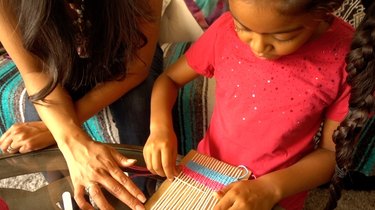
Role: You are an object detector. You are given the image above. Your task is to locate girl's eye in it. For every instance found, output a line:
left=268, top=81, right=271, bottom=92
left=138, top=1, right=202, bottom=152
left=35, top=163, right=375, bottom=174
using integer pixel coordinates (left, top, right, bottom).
left=273, top=35, right=296, bottom=42
left=235, top=26, right=249, bottom=32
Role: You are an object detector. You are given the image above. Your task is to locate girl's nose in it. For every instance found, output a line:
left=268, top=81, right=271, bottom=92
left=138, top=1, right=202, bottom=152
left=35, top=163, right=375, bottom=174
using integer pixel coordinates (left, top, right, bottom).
left=249, top=33, right=269, bottom=55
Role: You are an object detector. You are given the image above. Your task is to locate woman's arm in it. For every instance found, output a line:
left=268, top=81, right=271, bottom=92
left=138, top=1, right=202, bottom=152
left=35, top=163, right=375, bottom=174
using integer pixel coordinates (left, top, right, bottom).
left=0, top=0, right=163, bottom=153
left=74, top=0, right=163, bottom=123
left=0, top=3, right=160, bottom=209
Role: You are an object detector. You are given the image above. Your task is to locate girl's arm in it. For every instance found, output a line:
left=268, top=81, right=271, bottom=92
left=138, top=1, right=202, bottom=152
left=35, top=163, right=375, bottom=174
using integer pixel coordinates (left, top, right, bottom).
left=143, top=55, right=201, bottom=179
left=215, top=119, right=338, bottom=210
left=258, top=119, right=337, bottom=202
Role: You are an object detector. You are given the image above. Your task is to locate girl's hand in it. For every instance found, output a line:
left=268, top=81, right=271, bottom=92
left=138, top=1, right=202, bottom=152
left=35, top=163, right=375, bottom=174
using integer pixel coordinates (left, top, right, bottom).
left=63, top=140, right=146, bottom=210
left=143, top=127, right=178, bottom=180
left=213, top=179, right=278, bottom=210
left=0, top=121, right=56, bottom=154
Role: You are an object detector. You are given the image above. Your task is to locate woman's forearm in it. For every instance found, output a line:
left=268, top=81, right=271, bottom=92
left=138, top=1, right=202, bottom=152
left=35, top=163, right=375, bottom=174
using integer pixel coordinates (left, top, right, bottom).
left=74, top=0, right=162, bottom=123
left=0, top=7, right=89, bottom=150
left=74, top=71, right=148, bottom=123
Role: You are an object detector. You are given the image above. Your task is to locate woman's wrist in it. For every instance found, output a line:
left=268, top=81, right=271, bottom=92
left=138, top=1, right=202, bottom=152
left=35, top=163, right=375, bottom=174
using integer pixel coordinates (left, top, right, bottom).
left=51, top=122, right=91, bottom=150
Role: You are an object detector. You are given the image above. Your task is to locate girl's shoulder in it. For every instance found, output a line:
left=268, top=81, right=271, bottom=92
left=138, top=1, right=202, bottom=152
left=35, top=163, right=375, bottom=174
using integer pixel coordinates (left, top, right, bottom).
left=206, top=12, right=233, bottom=31
left=309, top=15, right=355, bottom=54
left=324, top=16, right=355, bottom=42
left=331, top=15, right=356, bottom=33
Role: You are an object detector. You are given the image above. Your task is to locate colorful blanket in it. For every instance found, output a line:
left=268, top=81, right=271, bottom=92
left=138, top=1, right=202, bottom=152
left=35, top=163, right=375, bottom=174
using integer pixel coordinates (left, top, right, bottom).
left=0, top=56, right=119, bottom=144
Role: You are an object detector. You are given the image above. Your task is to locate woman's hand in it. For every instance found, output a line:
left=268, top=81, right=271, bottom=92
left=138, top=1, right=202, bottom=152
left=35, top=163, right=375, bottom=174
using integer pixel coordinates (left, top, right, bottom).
left=143, top=126, right=178, bottom=180
left=0, top=121, right=56, bottom=154
left=213, top=179, right=279, bottom=210
left=62, top=140, right=146, bottom=210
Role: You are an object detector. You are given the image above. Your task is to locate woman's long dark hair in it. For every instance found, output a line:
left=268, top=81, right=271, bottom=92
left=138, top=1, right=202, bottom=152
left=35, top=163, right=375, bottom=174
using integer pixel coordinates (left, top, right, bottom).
left=325, top=1, right=375, bottom=209
left=1, top=0, right=153, bottom=101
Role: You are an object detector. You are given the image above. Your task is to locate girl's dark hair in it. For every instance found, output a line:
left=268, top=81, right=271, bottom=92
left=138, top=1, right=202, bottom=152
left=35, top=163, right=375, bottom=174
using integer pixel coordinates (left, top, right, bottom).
left=270, top=0, right=345, bottom=16
left=2, top=0, right=153, bottom=101
left=325, top=1, right=375, bottom=209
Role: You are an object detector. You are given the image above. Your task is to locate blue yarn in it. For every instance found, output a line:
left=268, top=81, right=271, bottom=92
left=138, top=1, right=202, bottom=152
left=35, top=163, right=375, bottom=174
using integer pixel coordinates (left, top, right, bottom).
left=186, top=161, right=238, bottom=185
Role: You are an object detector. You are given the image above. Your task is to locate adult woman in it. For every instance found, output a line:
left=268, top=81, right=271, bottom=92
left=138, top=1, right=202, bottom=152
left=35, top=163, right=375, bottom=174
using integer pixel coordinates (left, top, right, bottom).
left=0, top=0, right=163, bottom=209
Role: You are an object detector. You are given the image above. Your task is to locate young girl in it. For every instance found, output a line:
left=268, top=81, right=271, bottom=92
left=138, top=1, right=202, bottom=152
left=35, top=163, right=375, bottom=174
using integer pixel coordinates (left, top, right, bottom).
left=0, top=0, right=162, bottom=209
left=326, top=0, right=375, bottom=209
left=143, top=0, right=354, bottom=209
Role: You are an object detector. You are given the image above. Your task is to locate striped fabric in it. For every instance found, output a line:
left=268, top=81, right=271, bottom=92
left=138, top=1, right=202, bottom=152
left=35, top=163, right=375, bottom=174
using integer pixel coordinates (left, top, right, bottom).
left=0, top=56, right=119, bottom=144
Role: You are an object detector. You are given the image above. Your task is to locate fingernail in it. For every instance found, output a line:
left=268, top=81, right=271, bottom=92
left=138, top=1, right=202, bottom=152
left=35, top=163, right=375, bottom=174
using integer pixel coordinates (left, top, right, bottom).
left=126, top=159, right=137, bottom=164
left=168, top=175, right=175, bottom=181
left=136, top=204, right=145, bottom=210
left=212, top=191, right=219, bottom=198
left=137, top=194, right=146, bottom=203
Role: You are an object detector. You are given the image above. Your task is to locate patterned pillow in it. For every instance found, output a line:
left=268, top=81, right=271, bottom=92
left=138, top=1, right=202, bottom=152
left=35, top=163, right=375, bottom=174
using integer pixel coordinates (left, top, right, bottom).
left=334, top=0, right=366, bottom=28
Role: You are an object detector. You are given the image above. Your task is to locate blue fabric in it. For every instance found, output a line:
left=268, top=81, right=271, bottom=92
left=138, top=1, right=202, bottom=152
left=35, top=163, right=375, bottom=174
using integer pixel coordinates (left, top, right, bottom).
left=109, top=45, right=163, bottom=145
left=0, top=60, right=22, bottom=133
left=0, top=45, right=163, bottom=146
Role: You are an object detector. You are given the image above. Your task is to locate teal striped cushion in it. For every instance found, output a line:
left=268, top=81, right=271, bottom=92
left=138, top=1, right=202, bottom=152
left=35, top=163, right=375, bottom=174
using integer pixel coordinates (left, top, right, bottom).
left=0, top=57, right=119, bottom=144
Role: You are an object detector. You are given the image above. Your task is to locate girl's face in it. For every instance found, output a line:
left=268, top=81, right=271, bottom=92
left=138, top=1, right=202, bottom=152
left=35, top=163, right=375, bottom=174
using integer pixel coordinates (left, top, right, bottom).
left=229, top=0, right=326, bottom=60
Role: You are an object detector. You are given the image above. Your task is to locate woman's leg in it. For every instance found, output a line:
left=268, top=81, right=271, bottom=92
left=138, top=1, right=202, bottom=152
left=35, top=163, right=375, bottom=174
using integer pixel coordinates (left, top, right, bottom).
left=109, top=45, right=163, bottom=146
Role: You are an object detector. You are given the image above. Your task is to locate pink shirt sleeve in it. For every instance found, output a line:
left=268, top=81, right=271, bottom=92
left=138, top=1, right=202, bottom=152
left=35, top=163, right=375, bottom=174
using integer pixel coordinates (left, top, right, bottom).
left=325, top=64, right=351, bottom=122
left=185, top=12, right=232, bottom=78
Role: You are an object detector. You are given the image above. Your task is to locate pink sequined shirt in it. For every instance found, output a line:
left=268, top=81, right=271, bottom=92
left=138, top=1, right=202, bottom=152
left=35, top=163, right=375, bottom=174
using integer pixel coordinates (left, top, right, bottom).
left=185, top=12, right=354, bottom=209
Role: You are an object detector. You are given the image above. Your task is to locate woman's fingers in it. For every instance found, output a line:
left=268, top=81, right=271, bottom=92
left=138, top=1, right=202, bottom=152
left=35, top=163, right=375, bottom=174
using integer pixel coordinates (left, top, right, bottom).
left=69, top=143, right=147, bottom=210
left=100, top=173, right=145, bottom=210
left=18, top=131, right=56, bottom=153
left=86, top=182, right=114, bottom=210
left=2, top=138, right=19, bottom=154
left=0, top=122, right=55, bottom=153
left=111, top=152, right=147, bottom=203
left=0, top=130, right=12, bottom=153
left=75, top=184, right=97, bottom=210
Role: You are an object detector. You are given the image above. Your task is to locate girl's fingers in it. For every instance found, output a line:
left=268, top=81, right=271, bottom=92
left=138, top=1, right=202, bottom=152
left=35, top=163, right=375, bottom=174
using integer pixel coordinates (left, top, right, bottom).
left=152, top=151, right=166, bottom=177
left=162, top=149, right=176, bottom=180
left=143, top=148, right=154, bottom=174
